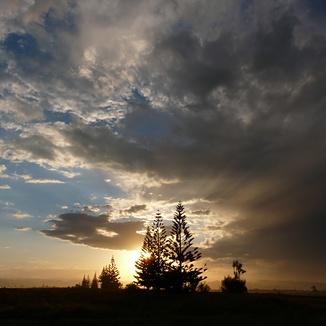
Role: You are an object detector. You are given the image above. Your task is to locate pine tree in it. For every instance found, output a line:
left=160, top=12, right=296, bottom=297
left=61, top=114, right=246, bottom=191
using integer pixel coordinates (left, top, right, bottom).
left=135, top=211, right=169, bottom=290
left=81, top=274, right=90, bottom=288
left=167, top=201, right=206, bottom=292
left=99, top=256, right=122, bottom=290
left=91, top=273, right=99, bottom=289
left=135, top=226, right=156, bottom=290
left=151, top=211, right=169, bottom=289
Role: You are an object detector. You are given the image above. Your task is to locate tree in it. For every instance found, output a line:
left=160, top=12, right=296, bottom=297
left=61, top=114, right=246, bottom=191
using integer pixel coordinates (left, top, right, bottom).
left=135, top=212, right=169, bottom=290
left=81, top=274, right=90, bottom=288
left=91, top=273, right=99, bottom=289
left=167, top=201, right=206, bottom=292
left=135, top=226, right=156, bottom=290
left=151, top=210, right=169, bottom=289
left=221, top=260, right=247, bottom=293
left=232, top=260, right=246, bottom=280
left=196, top=282, right=211, bottom=293
left=99, top=256, right=122, bottom=290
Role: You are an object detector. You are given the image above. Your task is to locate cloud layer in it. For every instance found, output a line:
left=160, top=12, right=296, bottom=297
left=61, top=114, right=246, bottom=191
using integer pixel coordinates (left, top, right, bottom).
left=0, top=0, right=325, bottom=281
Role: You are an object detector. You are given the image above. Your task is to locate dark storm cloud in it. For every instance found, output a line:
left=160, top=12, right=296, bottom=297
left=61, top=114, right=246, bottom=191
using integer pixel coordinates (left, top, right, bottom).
left=60, top=122, right=155, bottom=172
left=11, top=134, right=58, bottom=161
left=124, top=204, right=147, bottom=214
left=41, top=213, right=145, bottom=250
left=148, top=29, right=240, bottom=101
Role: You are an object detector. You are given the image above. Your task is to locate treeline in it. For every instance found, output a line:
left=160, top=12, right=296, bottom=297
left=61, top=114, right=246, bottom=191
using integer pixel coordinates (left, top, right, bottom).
left=77, top=202, right=247, bottom=293
left=75, top=256, right=122, bottom=290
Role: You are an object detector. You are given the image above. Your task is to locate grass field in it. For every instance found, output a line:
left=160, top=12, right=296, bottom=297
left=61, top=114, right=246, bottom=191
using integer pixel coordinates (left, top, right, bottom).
left=0, top=288, right=325, bottom=325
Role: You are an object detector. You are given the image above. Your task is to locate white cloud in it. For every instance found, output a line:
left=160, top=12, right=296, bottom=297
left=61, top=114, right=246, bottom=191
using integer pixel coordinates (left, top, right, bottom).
left=25, top=178, right=65, bottom=184
left=12, top=212, right=32, bottom=219
left=0, top=165, right=6, bottom=173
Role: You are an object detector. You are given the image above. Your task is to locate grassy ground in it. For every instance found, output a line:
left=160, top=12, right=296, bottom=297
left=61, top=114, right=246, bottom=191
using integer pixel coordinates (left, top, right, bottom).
left=0, top=288, right=325, bottom=325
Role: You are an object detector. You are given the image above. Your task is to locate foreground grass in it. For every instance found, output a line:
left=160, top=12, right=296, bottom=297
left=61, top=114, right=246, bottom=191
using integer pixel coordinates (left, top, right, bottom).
left=0, top=288, right=325, bottom=325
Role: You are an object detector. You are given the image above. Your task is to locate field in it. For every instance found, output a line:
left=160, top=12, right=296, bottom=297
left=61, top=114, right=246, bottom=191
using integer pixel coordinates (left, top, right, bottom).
left=0, top=288, right=325, bottom=325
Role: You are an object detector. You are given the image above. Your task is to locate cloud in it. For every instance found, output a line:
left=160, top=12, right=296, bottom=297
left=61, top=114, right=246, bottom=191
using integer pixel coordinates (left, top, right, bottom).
left=41, top=213, right=145, bottom=250
left=15, top=226, right=31, bottom=231
left=0, top=0, right=325, bottom=281
left=124, top=204, right=147, bottom=215
left=25, top=178, right=65, bottom=184
left=0, top=165, right=6, bottom=173
left=12, top=212, right=32, bottom=219
left=0, top=184, right=11, bottom=189
left=12, top=173, right=65, bottom=184
left=192, top=209, right=210, bottom=216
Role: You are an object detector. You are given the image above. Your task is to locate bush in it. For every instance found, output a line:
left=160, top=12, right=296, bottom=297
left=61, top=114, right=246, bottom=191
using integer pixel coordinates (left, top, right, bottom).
left=196, top=282, right=211, bottom=293
left=221, top=276, right=247, bottom=293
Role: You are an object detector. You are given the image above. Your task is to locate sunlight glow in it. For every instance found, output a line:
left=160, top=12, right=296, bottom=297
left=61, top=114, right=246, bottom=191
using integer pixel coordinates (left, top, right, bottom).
left=144, top=252, right=151, bottom=259
left=129, top=250, right=141, bottom=265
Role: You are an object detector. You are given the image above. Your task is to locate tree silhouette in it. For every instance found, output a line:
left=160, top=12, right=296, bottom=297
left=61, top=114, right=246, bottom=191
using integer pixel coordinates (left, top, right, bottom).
left=135, top=211, right=169, bottom=290
left=81, top=275, right=90, bottom=288
left=167, top=201, right=206, bottom=292
left=99, top=256, right=122, bottom=290
left=91, top=273, right=99, bottom=289
left=135, top=226, right=156, bottom=289
left=233, top=260, right=246, bottom=280
left=221, top=260, right=247, bottom=293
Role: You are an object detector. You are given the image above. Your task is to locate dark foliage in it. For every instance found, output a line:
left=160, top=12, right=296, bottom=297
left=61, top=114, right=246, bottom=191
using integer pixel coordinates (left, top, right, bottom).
left=221, top=260, right=247, bottom=293
left=135, top=211, right=169, bottom=290
left=221, top=276, right=248, bottom=293
left=167, top=201, right=206, bottom=291
left=99, top=256, right=122, bottom=290
left=81, top=275, right=90, bottom=289
left=196, top=282, right=211, bottom=293
left=91, top=273, right=99, bottom=289
left=124, top=282, right=141, bottom=291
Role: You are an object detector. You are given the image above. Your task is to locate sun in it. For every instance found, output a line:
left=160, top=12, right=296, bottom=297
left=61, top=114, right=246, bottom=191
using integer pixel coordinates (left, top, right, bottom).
left=129, top=250, right=141, bottom=264
left=143, top=252, right=151, bottom=259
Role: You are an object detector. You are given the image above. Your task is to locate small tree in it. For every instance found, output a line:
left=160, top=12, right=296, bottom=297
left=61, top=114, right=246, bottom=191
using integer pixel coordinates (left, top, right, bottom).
left=196, top=282, right=211, bottom=293
left=91, top=273, right=99, bottom=289
left=221, top=260, right=247, bottom=293
left=99, top=256, right=122, bottom=290
left=81, top=275, right=90, bottom=288
left=233, top=260, right=246, bottom=280
left=167, top=202, right=206, bottom=292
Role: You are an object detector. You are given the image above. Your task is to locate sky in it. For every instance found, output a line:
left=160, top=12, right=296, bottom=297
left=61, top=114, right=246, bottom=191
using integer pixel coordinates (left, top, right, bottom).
left=0, top=0, right=326, bottom=287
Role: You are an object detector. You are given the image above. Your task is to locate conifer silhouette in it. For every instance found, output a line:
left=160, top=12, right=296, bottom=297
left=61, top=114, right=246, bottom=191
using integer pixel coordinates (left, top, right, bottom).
left=167, top=201, right=206, bottom=291
left=99, top=256, right=122, bottom=290
left=91, top=273, right=99, bottom=289
left=81, top=275, right=90, bottom=288
left=135, top=211, right=169, bottom=290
